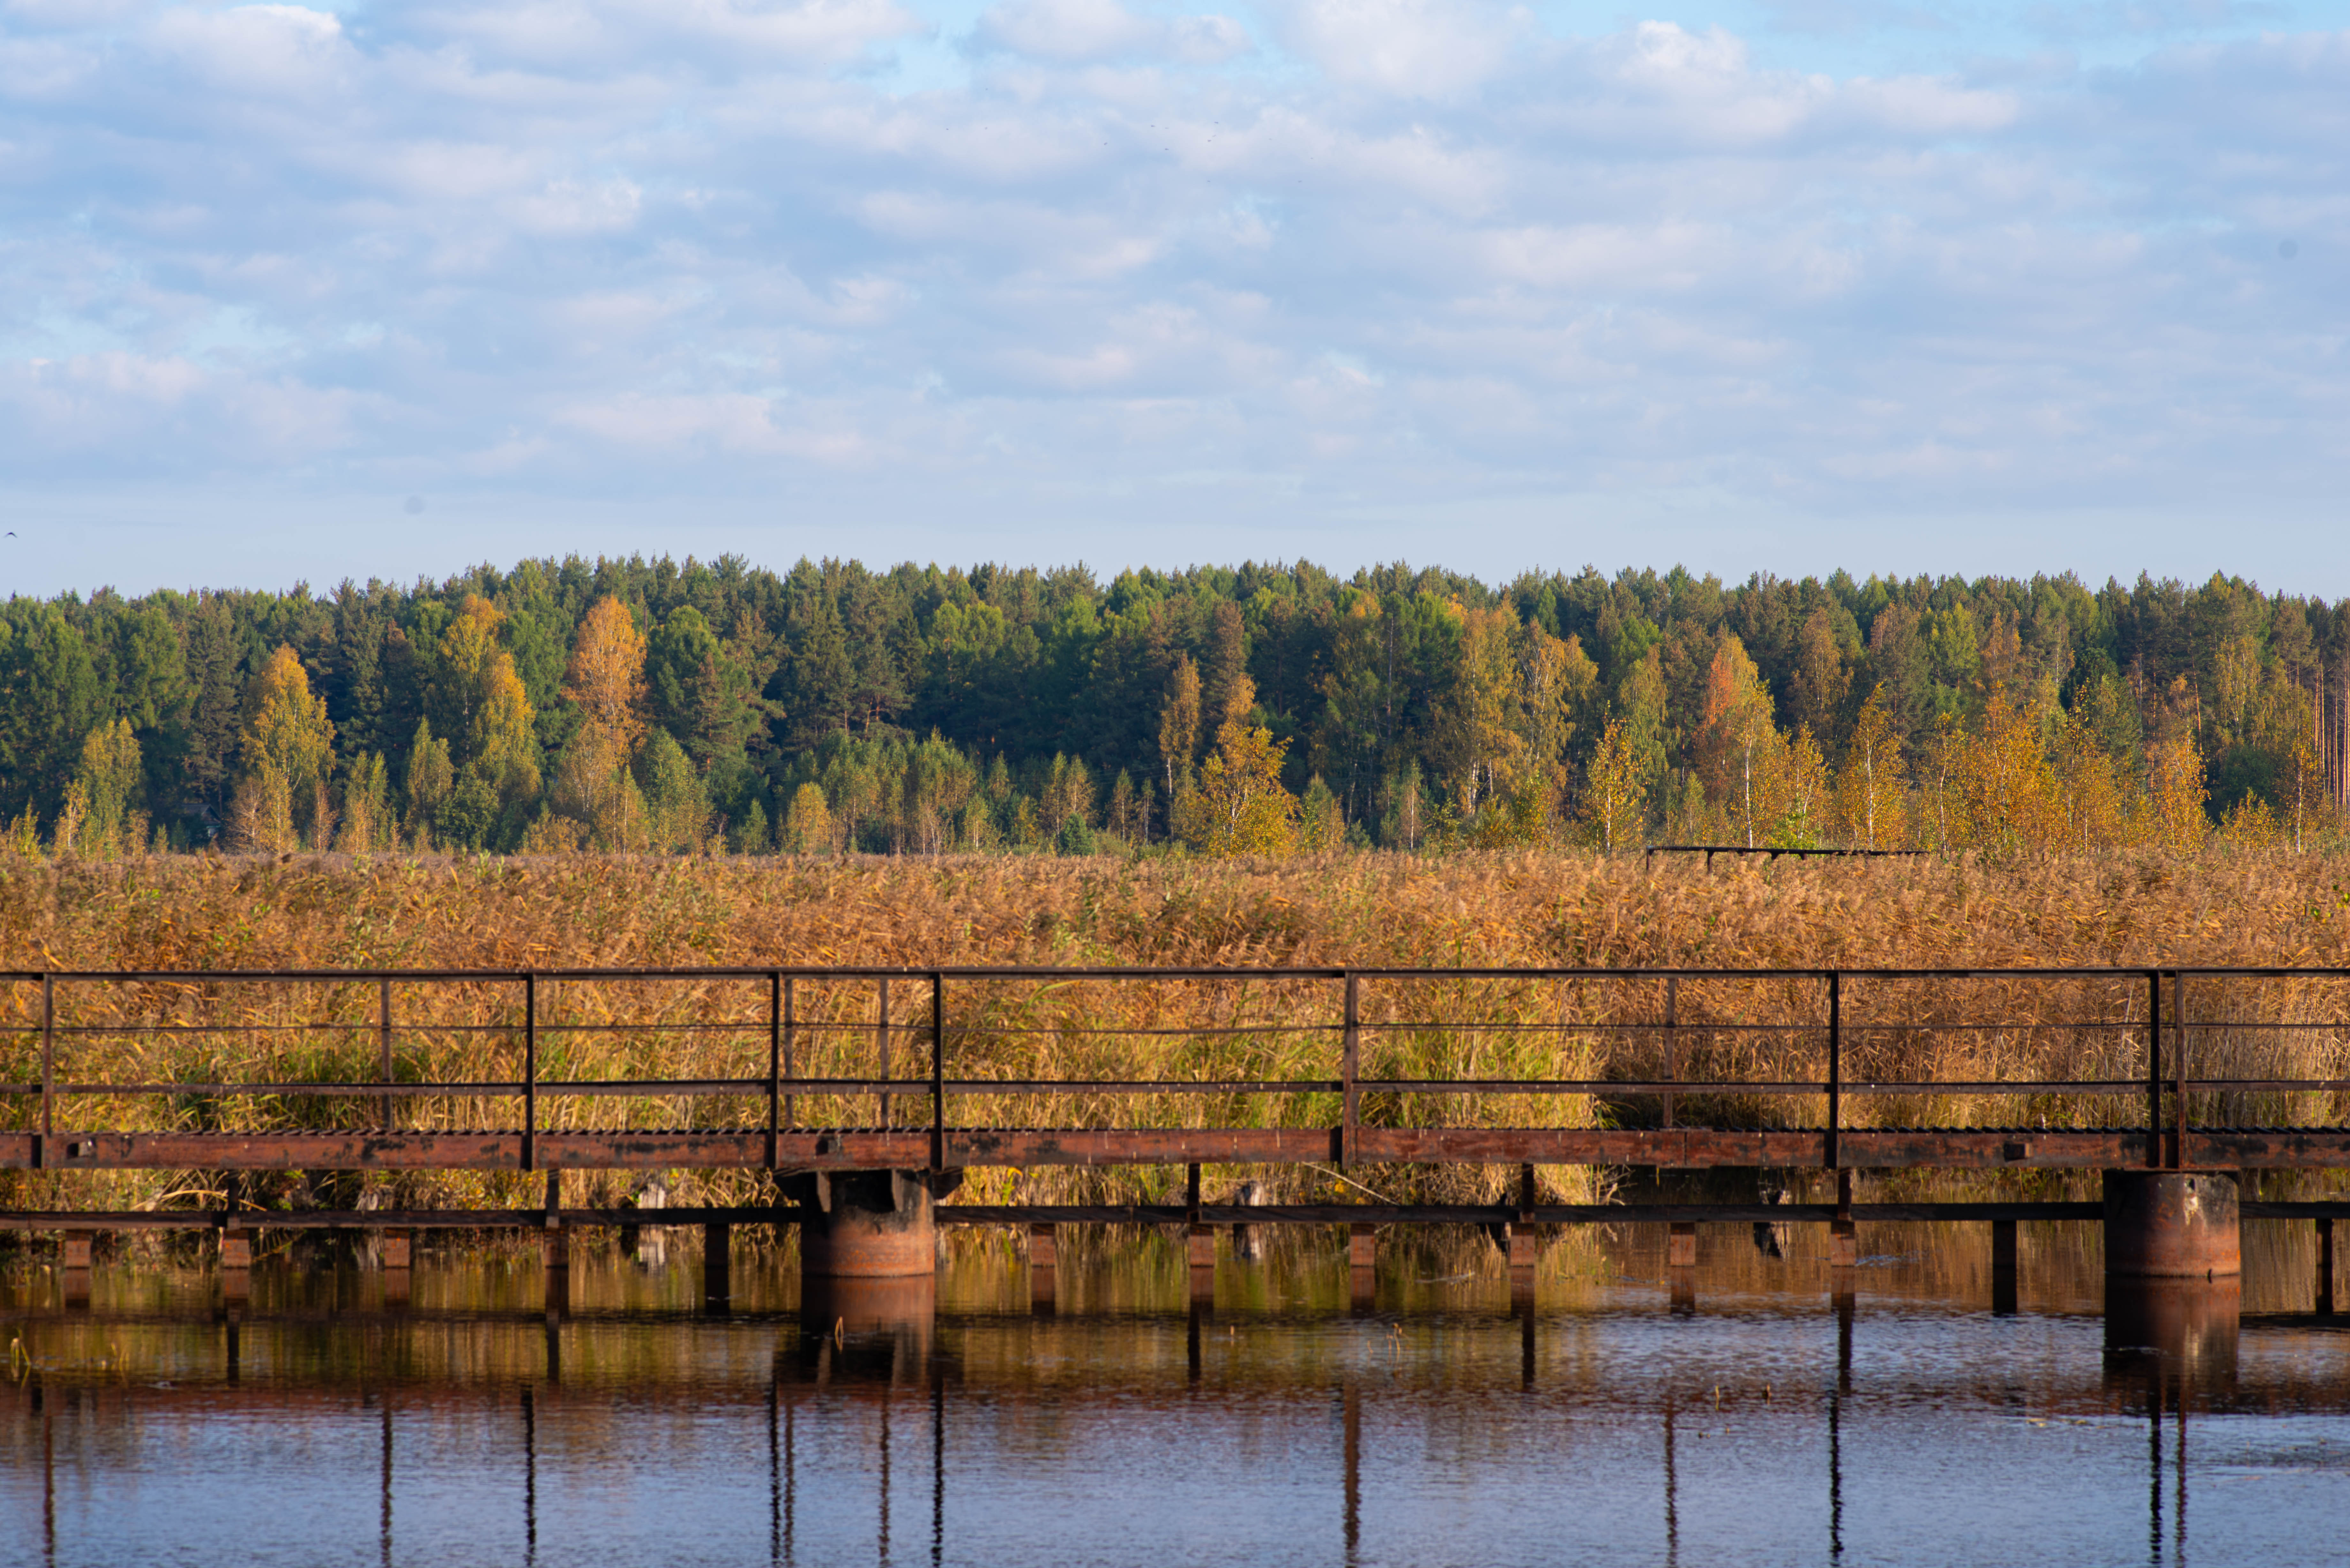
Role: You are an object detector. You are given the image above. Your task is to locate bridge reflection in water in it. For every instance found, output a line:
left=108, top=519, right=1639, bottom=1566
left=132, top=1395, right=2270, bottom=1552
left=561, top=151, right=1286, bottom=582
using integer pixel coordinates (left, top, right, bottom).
left=5, top=1224, right=2349, bottom=1568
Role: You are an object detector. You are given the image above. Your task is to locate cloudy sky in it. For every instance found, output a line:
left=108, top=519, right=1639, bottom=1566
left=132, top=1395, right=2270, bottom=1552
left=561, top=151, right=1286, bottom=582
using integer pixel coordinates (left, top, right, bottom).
left=1, top=0, right=2344, bottom=596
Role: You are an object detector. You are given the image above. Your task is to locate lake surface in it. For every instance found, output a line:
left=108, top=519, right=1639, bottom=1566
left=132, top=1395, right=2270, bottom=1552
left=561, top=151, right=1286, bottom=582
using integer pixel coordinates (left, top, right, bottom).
left=5, top=1219, right=2349, bottom=1567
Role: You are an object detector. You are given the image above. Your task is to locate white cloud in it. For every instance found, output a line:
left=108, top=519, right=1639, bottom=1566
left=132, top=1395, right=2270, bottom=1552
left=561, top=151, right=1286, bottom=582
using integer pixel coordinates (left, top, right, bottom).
left=514, top=176, right=644, bottom=235
left=0, top=0, right=2347, bottom=584
left=971, top=0, right=1251, bottom=63
left=1272, top=0, right=1527, bottom=97
left=148, top=4, right=353, bottom=97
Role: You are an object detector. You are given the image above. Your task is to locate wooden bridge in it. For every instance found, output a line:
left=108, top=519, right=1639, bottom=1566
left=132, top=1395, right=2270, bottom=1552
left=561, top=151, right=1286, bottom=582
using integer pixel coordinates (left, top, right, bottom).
left=3, top=963, right=2346, bottom=1313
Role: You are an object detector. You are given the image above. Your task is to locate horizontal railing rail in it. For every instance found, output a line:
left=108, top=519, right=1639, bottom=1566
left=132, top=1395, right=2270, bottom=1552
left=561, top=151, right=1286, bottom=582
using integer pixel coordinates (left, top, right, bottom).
left=1, top=964, right=2346, bottom=1181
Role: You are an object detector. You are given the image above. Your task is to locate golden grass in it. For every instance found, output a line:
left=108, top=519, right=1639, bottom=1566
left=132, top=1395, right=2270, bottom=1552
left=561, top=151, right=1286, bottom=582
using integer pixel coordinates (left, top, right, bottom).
left=3, top=846, right=2348, bottom=1218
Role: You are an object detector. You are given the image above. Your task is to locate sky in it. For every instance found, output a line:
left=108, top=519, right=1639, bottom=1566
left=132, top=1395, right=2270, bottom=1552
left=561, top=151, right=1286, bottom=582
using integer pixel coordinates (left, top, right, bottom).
left=0, top=0, right=2344, bottom=599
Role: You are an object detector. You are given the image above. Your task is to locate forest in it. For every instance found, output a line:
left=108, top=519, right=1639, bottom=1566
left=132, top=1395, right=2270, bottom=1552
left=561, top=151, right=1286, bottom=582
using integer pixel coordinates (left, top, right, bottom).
left=3, top=554, right=2346, bottom=858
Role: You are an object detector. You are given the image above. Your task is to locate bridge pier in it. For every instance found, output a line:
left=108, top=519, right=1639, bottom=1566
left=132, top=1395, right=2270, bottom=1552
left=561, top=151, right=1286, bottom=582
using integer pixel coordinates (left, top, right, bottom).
left=2103, top=1171, right=2240, bottom=1279
left=790, top=1170, right=944, bottom=1278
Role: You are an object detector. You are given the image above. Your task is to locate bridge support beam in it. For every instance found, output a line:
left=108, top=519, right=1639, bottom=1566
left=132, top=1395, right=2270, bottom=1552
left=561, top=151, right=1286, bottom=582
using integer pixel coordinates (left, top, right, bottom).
left=2103, top=1170, right=2239, bottom=1279
left=790, top=1170, right=943, bottom=1279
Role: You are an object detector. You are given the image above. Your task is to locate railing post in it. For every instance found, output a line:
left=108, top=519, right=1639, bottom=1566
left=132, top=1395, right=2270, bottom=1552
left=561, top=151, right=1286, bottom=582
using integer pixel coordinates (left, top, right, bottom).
left=767, top=970, right=782, bottom=1172
left=36, top=972, right=52, bottom=1171
left=783, top=977, right=796, bottom=1130
left=2172, top=970, right=2187, bottom=1171
left=930, top=972, right=946, bottom=1175
left=1341, top=971, right=1360, bottom=1169
left=2147, top=970, right=2163, bottom=1170
left=522, top=972, right=537, bottom=1173
left=1825, top=971, right=1841, bottom=1175
left=876, top=977, right=892, bottom=1129
left=1662, top=976, right=1677, bottom=1132
left=379, top=976, right=394, bottom=1133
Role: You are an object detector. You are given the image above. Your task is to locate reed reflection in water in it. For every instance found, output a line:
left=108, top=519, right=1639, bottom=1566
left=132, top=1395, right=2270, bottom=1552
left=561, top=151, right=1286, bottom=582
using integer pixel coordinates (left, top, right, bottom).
left=3, top=1221, right=2350, bottom=1567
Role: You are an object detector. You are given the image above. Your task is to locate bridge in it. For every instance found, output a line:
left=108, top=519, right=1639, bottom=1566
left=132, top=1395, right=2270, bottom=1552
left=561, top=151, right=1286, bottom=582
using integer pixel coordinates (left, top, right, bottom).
left=3, top=963, right=2345, bottom=1336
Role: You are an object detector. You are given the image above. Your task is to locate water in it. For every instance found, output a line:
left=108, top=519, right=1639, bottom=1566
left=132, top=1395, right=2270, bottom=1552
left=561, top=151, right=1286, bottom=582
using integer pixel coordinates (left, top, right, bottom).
left=5, top=1221, right=2349, bottom=1567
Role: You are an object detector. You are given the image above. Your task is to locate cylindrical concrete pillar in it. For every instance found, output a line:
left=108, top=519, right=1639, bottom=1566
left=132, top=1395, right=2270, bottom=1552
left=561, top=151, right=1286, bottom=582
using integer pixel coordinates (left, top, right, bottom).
left=799, top=1169, right=937, bottom=1278
left=2103, top=1170, right=2240, bottom=1278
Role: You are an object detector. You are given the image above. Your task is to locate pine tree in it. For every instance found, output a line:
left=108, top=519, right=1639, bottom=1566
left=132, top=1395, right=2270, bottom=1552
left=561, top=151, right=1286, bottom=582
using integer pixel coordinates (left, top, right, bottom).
left=1202, top=601, right=1253, bottom=738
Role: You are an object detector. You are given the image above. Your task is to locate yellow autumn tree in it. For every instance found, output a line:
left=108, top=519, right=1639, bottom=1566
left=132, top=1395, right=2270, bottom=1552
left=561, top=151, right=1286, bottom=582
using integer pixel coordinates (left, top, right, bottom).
left=1955, top=695, right=2058, bottom=854
left=233, top=645, right=335, bottom=851
left=1833, top=686, right=1907, bottom=850
left=66, top=718, right=145, bottom=859
left=782, top=781, right=834, bottom=854
left=554, top=597, right=650, bottom=850
left=1175, top=719, right=1299, bottom=856
left=1756, top=724, right=1829, bottom=849
left=337, top=752, right=392, bottom=855
left=429, top=597, right=541, bottom=847
left=1158, top=655, right=1202, bottom=802
left=1435, top=604, right=1521, bottom=816
left=2143, top=732, right=2209, bottom=851
left=1693, top=635, right=1775, bottom=846
left=2051, top=706, right=2130, bottom=851
left=1579, top=717, right=1646, bottom=851
left=1511, top=623, right=1597, bottom=818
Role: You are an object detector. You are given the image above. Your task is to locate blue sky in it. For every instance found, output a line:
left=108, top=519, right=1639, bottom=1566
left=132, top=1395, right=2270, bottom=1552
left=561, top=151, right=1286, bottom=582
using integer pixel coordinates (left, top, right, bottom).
left=0, top=0, right=2343, bottom=597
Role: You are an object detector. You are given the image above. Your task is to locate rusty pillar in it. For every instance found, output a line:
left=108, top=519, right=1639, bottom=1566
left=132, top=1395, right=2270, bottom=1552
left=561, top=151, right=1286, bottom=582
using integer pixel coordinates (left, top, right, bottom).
left=2103, top=1170, right=2240, bottom=1279
left=60, top=1232, right=93, bottom=1270
left=1666, top=1221, right=1697, bottom=1269
left=1828, top=1220, right=1858, bottom=1269
left=380, top=1230, right=412, bottom=1271
left=796, top=1171, right=939, bottom=1279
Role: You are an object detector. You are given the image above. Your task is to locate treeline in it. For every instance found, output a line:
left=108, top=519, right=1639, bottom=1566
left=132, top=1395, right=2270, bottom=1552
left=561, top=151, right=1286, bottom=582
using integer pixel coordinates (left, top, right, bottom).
left=3, top=555, right=2346, bottom=858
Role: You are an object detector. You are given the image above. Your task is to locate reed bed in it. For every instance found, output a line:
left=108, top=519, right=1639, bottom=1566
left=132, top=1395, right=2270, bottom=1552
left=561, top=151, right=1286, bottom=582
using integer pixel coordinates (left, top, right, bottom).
left=3, top=847, right=2349, bottom=1220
